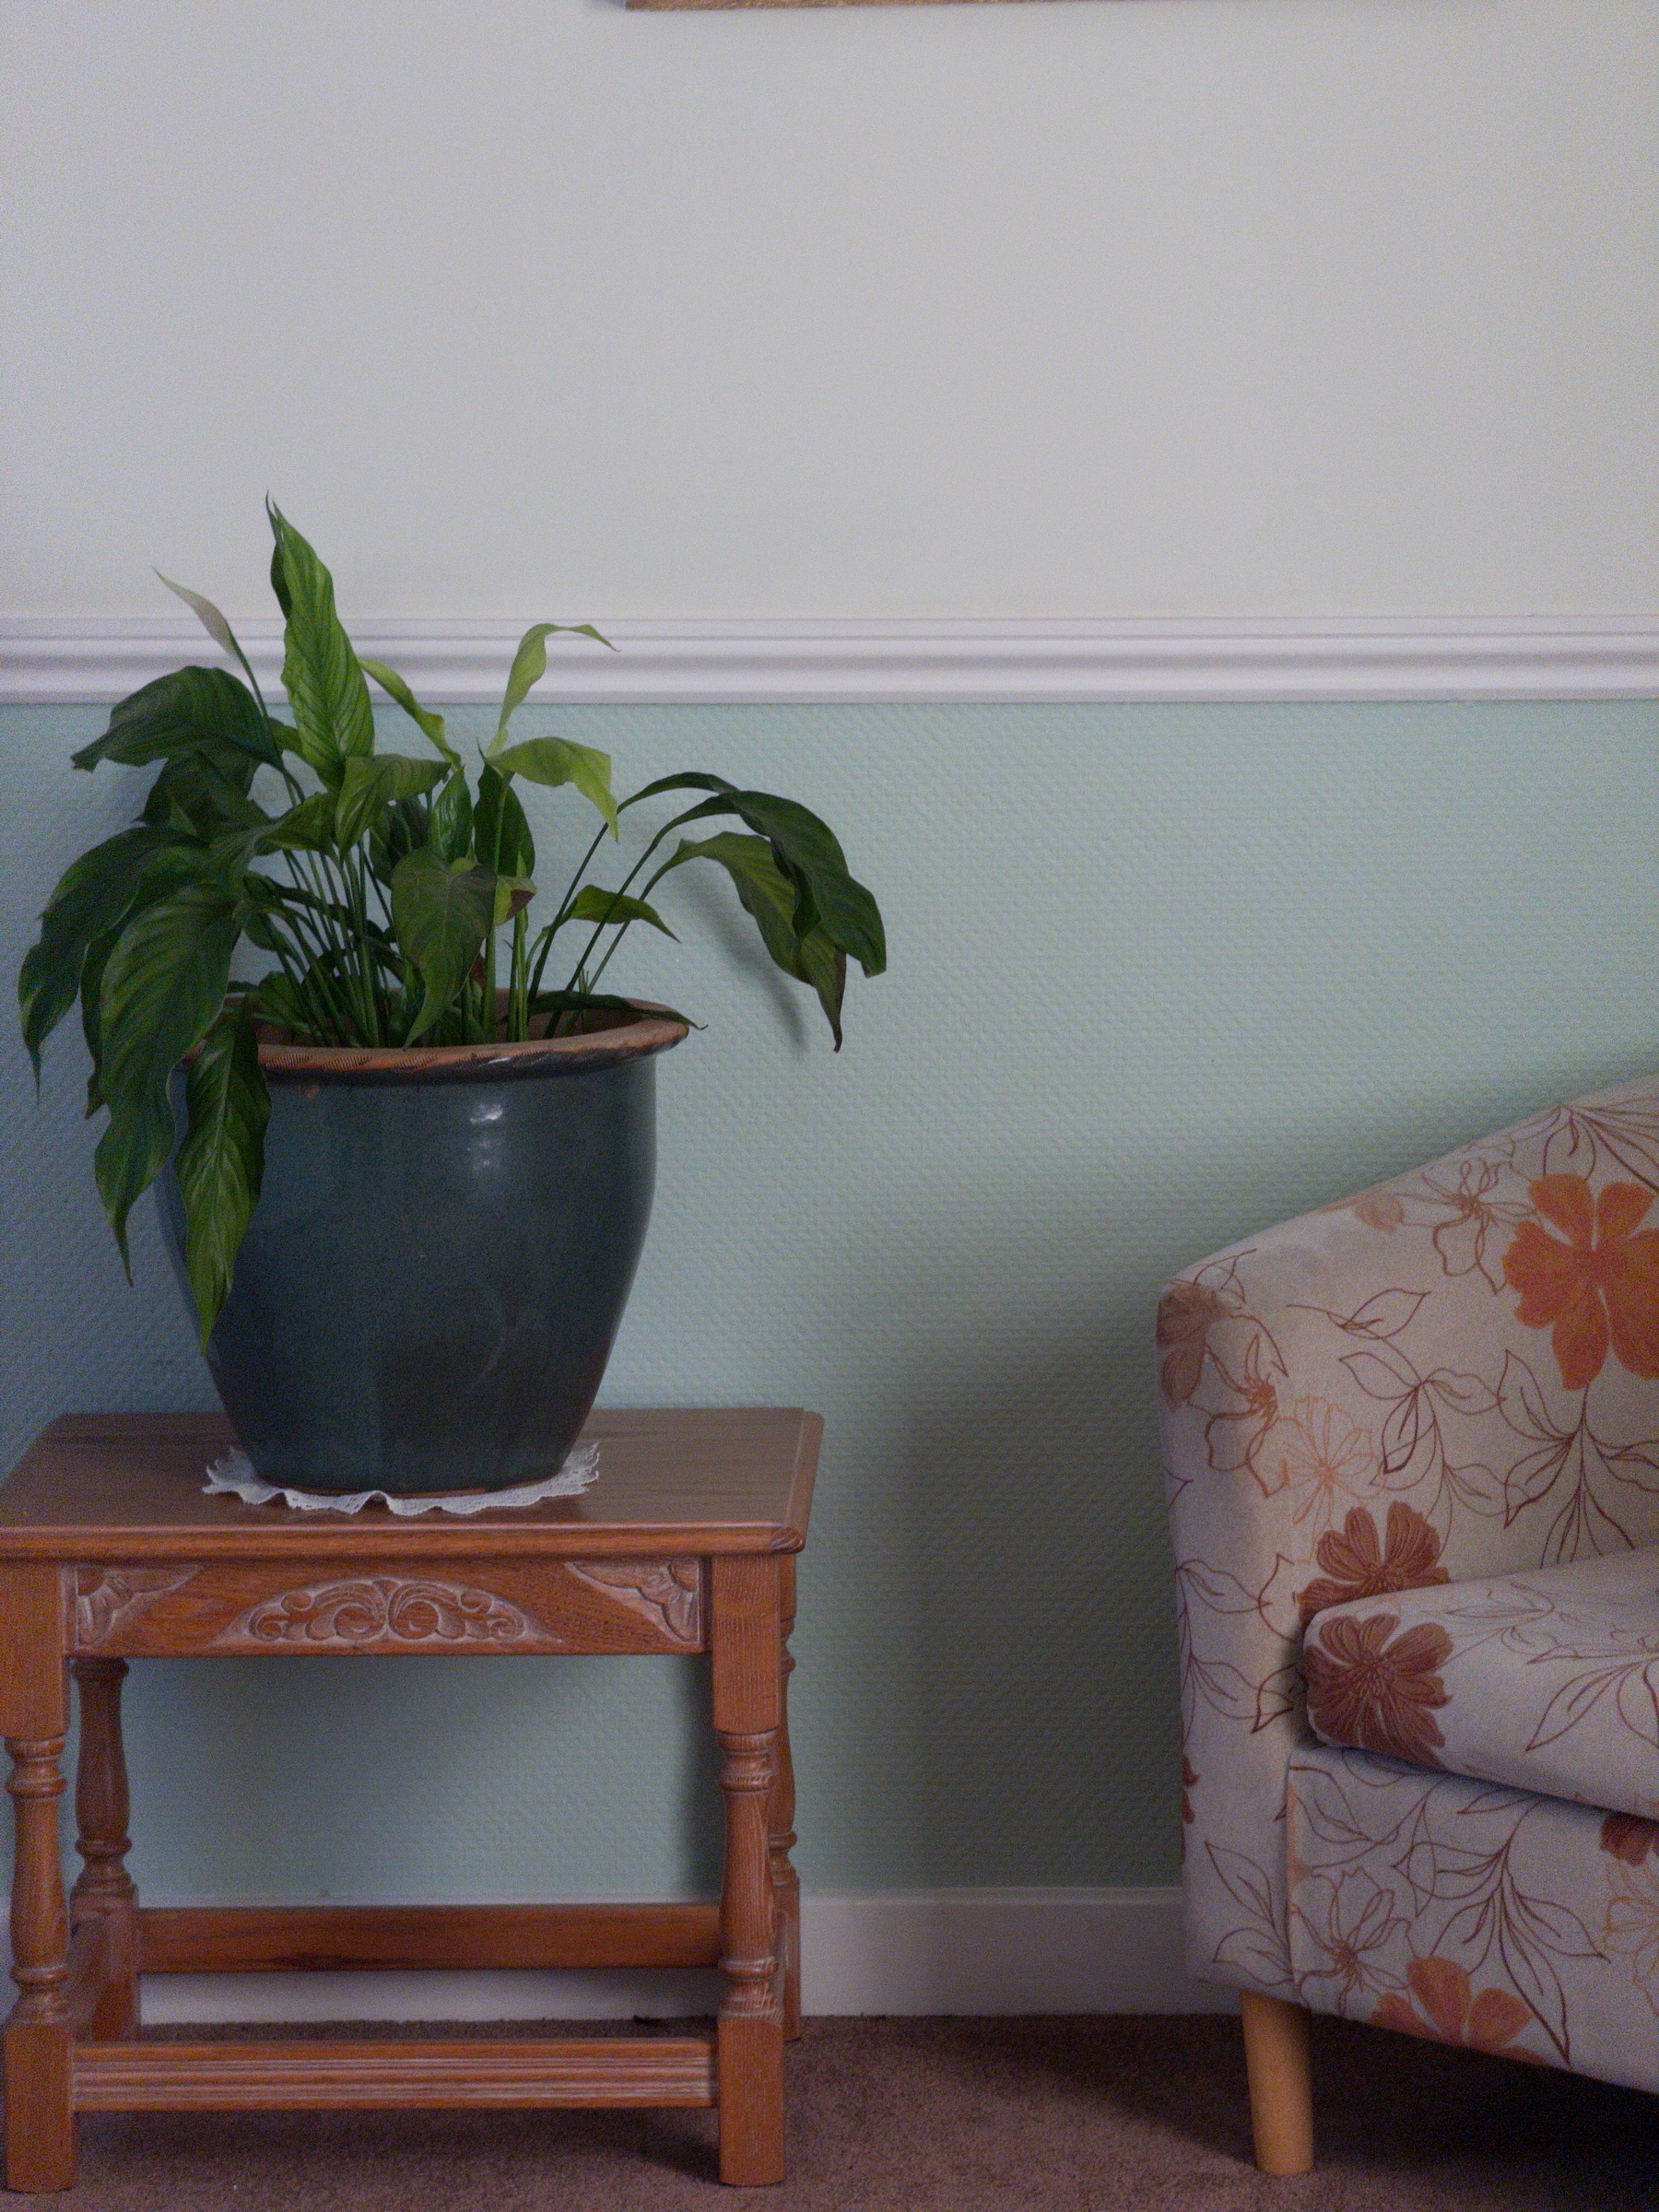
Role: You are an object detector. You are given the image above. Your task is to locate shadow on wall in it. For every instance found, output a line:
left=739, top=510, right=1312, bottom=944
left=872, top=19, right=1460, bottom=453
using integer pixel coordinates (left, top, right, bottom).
left=806, top=1183, right=1186, bottom=1891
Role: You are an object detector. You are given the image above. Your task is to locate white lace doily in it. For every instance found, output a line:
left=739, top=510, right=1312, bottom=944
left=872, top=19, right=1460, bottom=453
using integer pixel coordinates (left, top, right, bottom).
left=203, top=1441, right=600, bottom=1516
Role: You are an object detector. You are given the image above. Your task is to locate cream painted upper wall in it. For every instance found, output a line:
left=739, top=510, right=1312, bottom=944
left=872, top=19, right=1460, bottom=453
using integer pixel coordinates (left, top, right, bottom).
left=3, top=1, right=1654, bottom=619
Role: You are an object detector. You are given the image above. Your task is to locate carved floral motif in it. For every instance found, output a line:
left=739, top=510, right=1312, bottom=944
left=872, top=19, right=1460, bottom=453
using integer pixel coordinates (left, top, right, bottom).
left=73, top=1568, right=199, bottom=1648
left=226, top=1577, right=537, bottom=1647
left=566, top=1559, right=701, bottom=1645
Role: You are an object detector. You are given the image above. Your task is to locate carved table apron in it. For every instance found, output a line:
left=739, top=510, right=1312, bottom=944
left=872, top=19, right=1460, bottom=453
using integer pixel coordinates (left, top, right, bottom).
left=0, top=1408, right=818, bottom=2193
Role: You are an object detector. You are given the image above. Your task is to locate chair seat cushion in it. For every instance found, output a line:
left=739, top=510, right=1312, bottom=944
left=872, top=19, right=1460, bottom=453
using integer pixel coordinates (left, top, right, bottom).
left=1303, top=1547, right=1659, bottom=1819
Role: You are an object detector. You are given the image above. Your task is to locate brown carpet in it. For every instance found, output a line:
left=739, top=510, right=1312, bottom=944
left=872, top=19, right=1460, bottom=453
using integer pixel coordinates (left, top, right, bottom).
left=16, top=2013, right=1659, bottom=2210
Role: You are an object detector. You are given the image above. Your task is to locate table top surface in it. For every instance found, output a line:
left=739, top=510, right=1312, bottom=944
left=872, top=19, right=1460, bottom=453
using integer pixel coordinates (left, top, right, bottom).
left=0, top=1410, right=818, bottom=1562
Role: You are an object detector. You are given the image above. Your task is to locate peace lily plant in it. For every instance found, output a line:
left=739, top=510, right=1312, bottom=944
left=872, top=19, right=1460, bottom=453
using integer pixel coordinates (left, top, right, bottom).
left=19, top=508, right=886, bottom=1344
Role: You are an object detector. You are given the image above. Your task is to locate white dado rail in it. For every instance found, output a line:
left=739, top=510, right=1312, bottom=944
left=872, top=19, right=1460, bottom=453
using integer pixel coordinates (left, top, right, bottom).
left=4, top=616, right=1657, bottom=705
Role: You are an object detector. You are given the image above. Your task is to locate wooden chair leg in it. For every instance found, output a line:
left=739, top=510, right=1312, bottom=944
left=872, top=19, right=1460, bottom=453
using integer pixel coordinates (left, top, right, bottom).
left=1240, top=1990, right=1313, bottom=2175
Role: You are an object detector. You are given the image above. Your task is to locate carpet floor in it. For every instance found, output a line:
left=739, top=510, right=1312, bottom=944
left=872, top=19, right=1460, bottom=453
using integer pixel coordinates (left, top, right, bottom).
left=15, top=2013, right=1659, bottom=2210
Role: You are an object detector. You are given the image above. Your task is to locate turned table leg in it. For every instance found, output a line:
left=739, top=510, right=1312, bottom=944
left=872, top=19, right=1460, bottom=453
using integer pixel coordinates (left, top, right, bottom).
left=768, top=1555, right=802, bottom=2041
left=1241, top=1990, right=1313, bottom=2175
left=71, top=1658, right=139, bottom=2040
left=712, top=1556, right=785, bottom=2186
left=1, top=1567, right=75, bottom=2193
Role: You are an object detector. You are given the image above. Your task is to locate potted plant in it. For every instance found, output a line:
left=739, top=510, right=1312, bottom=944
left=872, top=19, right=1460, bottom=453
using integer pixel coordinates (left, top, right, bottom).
left=19, top=509, right=885, bottom=1495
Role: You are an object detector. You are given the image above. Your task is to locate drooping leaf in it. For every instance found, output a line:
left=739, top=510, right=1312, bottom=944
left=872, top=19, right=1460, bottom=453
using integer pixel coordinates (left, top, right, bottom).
left=664, top=831, right=843, bottom=1044
left=625, top=770, right=736, bottom=807
left=94, top=882, right=244, bottom=1264
left=73, top=665, right=281, bottom=773
left=268, top=507, right=374, bottom=789
left=473, top=765, right=535, bottom=877
left=493, top=621, right=614, bottom=743
left=94, top=1089, right=181, bottom=1277
left=491, top=736, right=618, bottom=835
left=173, top=1004, right=271, bottom=1341
left=427, top=772, right=473, bottom=865
left=390, top=851, right=496, bottom=1038
left=360, top=658, right=458, bottom=766
left=335, top=751, right=447, bottom=852
left=661, top=789, right=885, bottom=977
left=79, top=844, right=214, bottom=1113
left=563, top=885, right=676, bottom=938
left=18, top=826, right=187, bottom=1076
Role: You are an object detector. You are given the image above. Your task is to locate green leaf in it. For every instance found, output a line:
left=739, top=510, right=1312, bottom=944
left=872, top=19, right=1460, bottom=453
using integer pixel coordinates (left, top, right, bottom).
left=665, top=831, right=844, bottom=1044
left=93, top=882, right=243, bottom=1265
left=154, top=571, right=279, bottom=727
left=491, top=737, right=618, bottom=836
left=563, top=885, right=676, bottom=938
left=493, top=875, right=537, bottom=926
left=390, top=851, right=496, bottom=1039
left=427, top=772, right=473, bottom=865
left=259, top=790, right=336, bottom=853
left=666, top=789, right=885, bottom=977
left=77, top=845, right=209, bottom=1114
left=269, top=507, right=374, bottom=789
left=18, top=826, right=185, bottom=1077
left=474, top=765, right=536, bottom=877
left=335, top=751, right=447, bottom=852
left=140, top=750, right=266, bottom=838
left=360, top=658, right=458, bottom=766
left=529, top=989, right=693, bottom=1032
left=73, top=665, right=280, bottom=773
left=174, top=1004, right=271, bottom=1342
left=492, top=622, right=614, bottom=742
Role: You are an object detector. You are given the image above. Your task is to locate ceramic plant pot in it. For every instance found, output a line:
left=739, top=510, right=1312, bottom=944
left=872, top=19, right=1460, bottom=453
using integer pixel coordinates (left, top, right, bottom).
left=159, top=1004, right=688, bottom=1495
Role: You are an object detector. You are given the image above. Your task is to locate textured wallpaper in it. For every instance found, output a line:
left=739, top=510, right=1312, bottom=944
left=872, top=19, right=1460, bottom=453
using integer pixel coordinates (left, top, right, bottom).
left=4, top=700, right=1657, bottom=1902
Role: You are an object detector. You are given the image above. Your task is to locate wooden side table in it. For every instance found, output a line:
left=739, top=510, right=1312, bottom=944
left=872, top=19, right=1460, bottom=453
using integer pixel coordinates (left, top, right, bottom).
left=0, top=1406, right=817, bottom=2194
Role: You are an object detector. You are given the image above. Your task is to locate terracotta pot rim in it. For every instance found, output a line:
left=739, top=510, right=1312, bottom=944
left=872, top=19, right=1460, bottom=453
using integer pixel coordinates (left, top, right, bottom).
left=223, top=998, right=688, bottom=1085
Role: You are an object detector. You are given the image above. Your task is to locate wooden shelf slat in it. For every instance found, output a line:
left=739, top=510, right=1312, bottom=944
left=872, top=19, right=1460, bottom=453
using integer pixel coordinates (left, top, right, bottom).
left=74, top=2036, right=716, bottom=2110
left=138, top=1901, right=722, bottom=1973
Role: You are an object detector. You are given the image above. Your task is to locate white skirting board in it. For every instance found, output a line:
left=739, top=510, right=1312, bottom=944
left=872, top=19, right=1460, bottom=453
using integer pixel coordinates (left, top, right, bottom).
left=103, top=1888, right=1236, bottom=2025
left=4, top=615, right=1657, bottom=704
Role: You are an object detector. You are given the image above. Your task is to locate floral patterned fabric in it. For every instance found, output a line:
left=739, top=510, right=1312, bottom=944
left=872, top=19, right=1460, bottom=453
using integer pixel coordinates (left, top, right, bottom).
left=1304, top=1548, right=1659, bottom=1820
left=1159, top=1076, right=1659, bottom=2093
left=1287, top=1746, right=1659, bottom=2095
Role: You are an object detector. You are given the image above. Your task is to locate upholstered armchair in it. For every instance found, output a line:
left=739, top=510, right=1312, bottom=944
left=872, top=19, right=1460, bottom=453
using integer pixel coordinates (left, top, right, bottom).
left=1159, top=1077, right=1659, bottom=2173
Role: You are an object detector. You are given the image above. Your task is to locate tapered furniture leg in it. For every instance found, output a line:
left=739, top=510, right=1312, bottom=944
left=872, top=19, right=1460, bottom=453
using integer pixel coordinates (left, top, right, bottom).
left=768, top=1556, right=801, bottom=2041
left=1241, top=1990, right=1313, bottom=2175
left=1, top=1566, right=75, bottom=2193
left=712, top=1556, right=784, bottom=2185
left=71, top=1658, right=139, bottom=2040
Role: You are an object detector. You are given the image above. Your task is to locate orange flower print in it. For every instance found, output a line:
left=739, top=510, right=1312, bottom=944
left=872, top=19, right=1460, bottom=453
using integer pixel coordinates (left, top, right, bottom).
left=1303, top=1611, right=1453, bottom=1768
left=1318, top=1185, right=1404, bottom=1232
left=1600, top=1811, right=1659, bottom=1867
left=1201, top=1338, right=1284, bottom=1486
left=1373, top=1957, right=1535, bottom=2056
left=1605, top=1861, right=1659, bottom=2017
left=1502, top=1174, right=1659, bottom=1392
left=1158, top=1282, right=1224, bottom=1409
left=1291, top=1872, right=1407, bottom=2005
left=1271, top=1398, right=1376, bottom=1530
left=1296, top=1503, right=1450, bottom=1627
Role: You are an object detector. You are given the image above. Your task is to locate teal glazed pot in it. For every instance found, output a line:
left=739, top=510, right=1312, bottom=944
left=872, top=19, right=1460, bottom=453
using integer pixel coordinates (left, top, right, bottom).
left=159, top=1004, right=688, bottom=1495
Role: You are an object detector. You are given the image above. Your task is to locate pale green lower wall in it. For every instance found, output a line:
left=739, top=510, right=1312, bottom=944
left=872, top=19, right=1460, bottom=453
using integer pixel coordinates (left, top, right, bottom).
left=4, top=701, right=1657, bottom=1899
